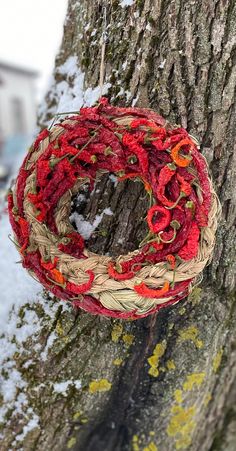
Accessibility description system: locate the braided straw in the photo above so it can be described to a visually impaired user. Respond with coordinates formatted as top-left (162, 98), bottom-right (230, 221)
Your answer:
top-left (8, 102), bottom-right (221, 319)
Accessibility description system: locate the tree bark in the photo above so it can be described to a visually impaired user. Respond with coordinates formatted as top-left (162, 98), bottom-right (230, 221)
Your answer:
top-left (1, 1), bottom-right (236, 450)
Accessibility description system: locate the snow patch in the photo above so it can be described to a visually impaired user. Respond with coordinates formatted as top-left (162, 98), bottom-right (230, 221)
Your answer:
top-left (159, 59), bottom-right (166, 69)
top-left (70, 208), bottom-right (113, 240)
top-left (109, 174), bottom-right (118, 186)
top-left (53, 379), bottom-right (82, 395)
top-left (57, 55), bottom-right (79, 78)
top-left (39, 55), bottom-right (111, 123)
top-left (15, 412), bottom-right (40, 442)
top-left (132, 94), bottom-right (140, 107)
top-left (41, 331), bottom-right (58, 361)
top-left (120, 0), bottom-right (135, 7)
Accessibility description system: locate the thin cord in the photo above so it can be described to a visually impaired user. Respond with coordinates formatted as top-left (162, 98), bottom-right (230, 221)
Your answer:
top-left (99, 6), bottom-right (108, 97)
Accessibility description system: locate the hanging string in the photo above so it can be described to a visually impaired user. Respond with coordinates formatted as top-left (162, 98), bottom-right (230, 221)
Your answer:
top-left (99, 5), bottom-right (108, 97)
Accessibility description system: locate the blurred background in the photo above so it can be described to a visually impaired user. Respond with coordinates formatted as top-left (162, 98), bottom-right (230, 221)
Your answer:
top-left (0, 0), bottom-right (67, 193)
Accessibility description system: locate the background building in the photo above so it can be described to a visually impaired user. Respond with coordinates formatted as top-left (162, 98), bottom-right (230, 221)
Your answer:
top-left (0, 61), bottom-right (38, 142)
top-left (0, 61), bottom-right (38, 181)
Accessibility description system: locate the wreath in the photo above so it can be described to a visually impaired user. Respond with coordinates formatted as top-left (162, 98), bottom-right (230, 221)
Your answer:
top-left (8, 98), bottom-right (220, 319)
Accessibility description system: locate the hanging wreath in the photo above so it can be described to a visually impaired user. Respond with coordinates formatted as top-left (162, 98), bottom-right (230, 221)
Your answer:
top-left (8, 98), bottom-right (220, 319)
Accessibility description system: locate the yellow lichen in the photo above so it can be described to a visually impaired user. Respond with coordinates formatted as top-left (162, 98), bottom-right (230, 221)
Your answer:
top-left (143, 441), bottom-right (158, 451)
top-left (149, 431), bottom-right (155, 436)
top-left (174, 389), bottom-right (183, 404)
top-left (132, 434), bottom-right (140, 451)
top-left (168, 371), bottom-right (204, 448)
top-left (203, 393), bottom-right (212, 407)
top-left (147, 341), bottom-right (166, 377)
top-left (56, 321), bottom-right (64, 336)
top-left (188, 287), bottom-right (202, 305)
top-left (89, 378), bottom-right (112, 393)
top-left (111, 324), bottom-right (123, 342)
top-left (73, 411), bottom-right (82, 420)
top-left (167, 322), bottom-right (175, 337)
top-left (113, 358), bottom-right (123, 366)
top-left (213, 349), bottom-right (223, 372)
top-left (73, 411), bottom-right (88, 423)
top-left (55, 321), bottom-right (70, 343)
top-left (175, 436), bottom-right (192, 450)
top-left (81, 418), bottom-right (88, 424)
top-left (178, 326), bottom-right (203, 349)
top-left (183, 373), bottom-right (205, 391)
top-left (122, 334), bottom-right (135, 347)
top-left (166, 359), bottom-right (176, 371)
top-left (67, 437), bottom-right (76, 449)
top-left (167, 404), bottom-right (196, 450)
top-left (178, 307), bottom-right (186, 315)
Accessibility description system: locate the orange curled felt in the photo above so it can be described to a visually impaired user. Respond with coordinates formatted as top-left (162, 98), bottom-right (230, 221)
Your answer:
top-left (171, 138), bottom-right (193, 167)
top-left (50, 268), bottom-right (66, 285)
top-left (134, 281), bottom-right (170, 298)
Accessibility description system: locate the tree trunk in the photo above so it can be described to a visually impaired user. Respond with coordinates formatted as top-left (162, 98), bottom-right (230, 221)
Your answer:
top-left (1, 1), bottom-right (236, 450)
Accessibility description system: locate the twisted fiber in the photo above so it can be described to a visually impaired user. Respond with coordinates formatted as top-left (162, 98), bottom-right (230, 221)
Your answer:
top-left (9, 101), bottom-right (221, 318)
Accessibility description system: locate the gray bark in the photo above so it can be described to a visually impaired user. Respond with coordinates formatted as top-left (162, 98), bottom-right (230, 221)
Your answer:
top-left (1, 1), bottom-right (236, 450)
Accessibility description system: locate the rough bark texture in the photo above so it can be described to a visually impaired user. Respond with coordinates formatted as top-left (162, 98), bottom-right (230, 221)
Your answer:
top-left (1, 1), bottom-right (236, 450)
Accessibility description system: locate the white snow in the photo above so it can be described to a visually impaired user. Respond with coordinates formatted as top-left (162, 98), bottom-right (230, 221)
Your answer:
top-left (53, 380), bottom-right (72, 394)
top-left (57, 55), bottom-right (80, 78)
top-left (132, 94), bottom-right (139, 107)
top-left (159, 59), bottom-right (166, 69)
top-left (39, 55), bottom-right (111, 123)
top-left (41, 331), bottom-right (58, 361)
top-left (75, 193), bottom-right (86, 205)
top-left (84, 22), bottom-right (90, 32)
top-left (1, 368), bottom-right (27, 403)
top-left (53, 379), bottom-right (82, 395)
top-left (70, 207), bottom-right (113, 240)
top-left (120, 0), bottom-right (135, 7)
top-left (15, 412), bottom-right (40, 442)
top-left (109, 174), bottom-right (118, 186)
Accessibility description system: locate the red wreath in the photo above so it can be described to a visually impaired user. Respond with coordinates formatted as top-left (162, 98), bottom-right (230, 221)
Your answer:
top-left (8, 98), bottom-right (216, 319)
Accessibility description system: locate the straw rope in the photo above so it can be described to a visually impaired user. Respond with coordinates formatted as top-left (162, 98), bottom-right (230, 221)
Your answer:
top-left (8, 103), bottom-right (221, 318)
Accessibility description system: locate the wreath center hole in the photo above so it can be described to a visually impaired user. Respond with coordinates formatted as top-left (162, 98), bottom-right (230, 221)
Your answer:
top-left (70, 172), bottom-right (150, 257)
